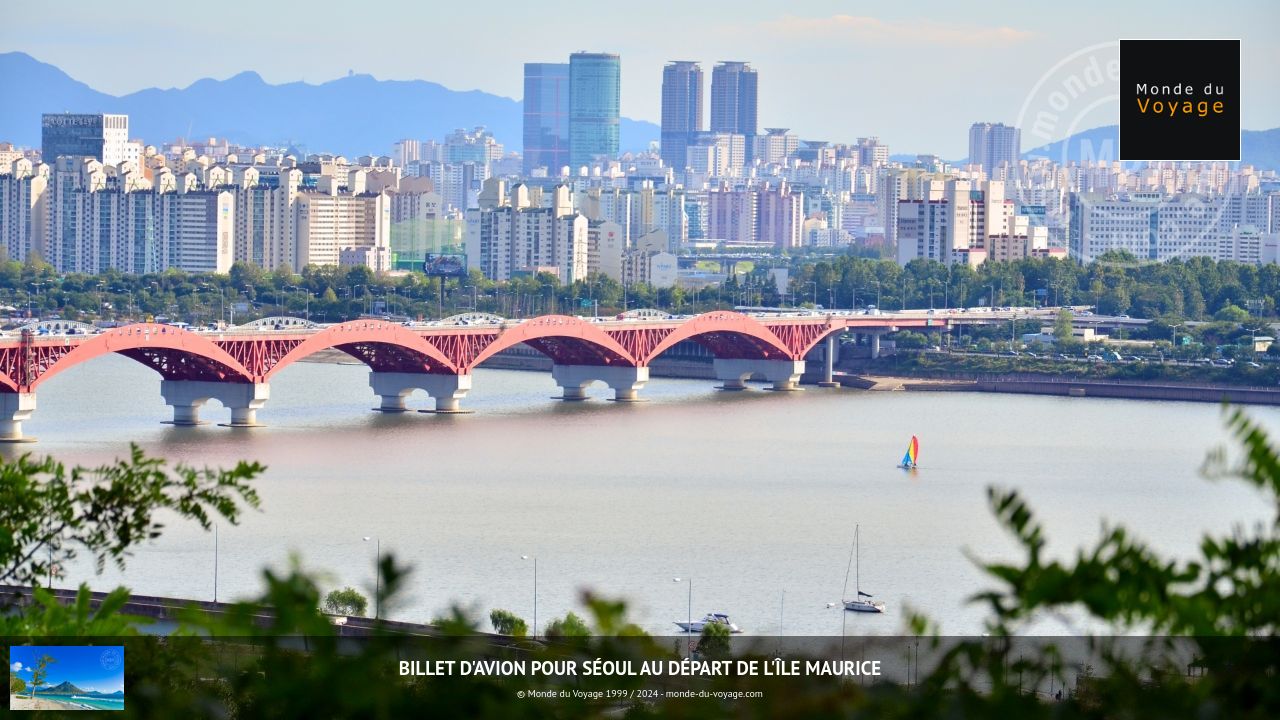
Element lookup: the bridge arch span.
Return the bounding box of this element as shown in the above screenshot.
[260,320,461,379]
[18,324,255,393]
[467,315,637,370]
[639,311,794,365]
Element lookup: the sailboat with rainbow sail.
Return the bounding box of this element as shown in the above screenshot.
[899,435,919,469]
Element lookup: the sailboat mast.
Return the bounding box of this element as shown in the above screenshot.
[842,529,856,602]
[855,524,860,595]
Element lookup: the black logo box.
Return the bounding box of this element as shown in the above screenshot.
[1119,39,1240,161]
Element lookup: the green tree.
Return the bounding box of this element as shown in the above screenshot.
[697,620,731,659]
[488,608,528,637]
[321,587,369,617]
[544,611,590,638]
[0,446,262,588]
[29,653,54,699]
[1214,303,1249,323]
[1098,284,1131,315]
[1053,308,1074,342]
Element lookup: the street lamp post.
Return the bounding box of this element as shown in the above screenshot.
[673,577,692,658]
[363,536,381,619]
[521,555,537,639]
[807,281,817,308]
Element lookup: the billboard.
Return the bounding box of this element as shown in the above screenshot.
[423,253,467,278]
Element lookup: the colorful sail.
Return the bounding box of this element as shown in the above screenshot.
[901,435,919,467]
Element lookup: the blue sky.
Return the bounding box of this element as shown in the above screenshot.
[2,0,1277,156]
[9,646,125,694]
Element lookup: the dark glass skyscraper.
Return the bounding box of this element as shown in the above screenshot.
[41,113,129,164]
[710,62,758,163]
[568,52,621,169]
[523,63,570,175]
[660,61,703,172]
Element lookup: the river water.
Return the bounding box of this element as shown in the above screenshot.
[7,354,1274,637]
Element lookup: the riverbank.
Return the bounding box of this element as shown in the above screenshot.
[297,346,1280,405]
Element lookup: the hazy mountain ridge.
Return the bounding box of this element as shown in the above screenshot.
[1023,125,1280,170]
[0,52,659,156]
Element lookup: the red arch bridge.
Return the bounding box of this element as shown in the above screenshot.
[0,308,981,441]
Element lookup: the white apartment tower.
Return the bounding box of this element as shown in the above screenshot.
[968,122,1021,176]
[465,180,588,283]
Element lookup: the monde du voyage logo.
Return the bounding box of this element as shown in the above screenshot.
[1120,39,1240,161]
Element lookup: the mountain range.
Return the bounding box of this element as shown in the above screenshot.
[2,52,1275,170]
[0,52,659,156]
[1022,125,1280,171]
[892,125,1278,171]
[38,680,86,695]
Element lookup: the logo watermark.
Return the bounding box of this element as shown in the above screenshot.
[1014,41,1232,266]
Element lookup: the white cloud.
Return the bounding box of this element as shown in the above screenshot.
[755,14,1034,48]
[10,661,21,672]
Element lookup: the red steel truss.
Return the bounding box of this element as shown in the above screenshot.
[0,313,939,392]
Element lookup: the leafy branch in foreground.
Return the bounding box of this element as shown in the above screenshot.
[0,443,263,589]
[974,405,1279,636]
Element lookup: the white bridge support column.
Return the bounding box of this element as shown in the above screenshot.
[551,364,649,402]
[714,358,806,392]
[818,335,840,387]
[870,332,883,359]
[160,380,270,427]
[369,372,473,413]
[0,392,37,442]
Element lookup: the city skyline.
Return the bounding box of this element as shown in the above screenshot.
[3,1,1277,158]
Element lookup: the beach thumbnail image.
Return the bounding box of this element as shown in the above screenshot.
[9,645,124,711]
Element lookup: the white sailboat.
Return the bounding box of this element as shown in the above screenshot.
[842,524,885,614]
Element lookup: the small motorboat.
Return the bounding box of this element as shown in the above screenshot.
[674,613,743,634]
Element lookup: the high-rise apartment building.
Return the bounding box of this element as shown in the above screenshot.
[709,62,758,165]
[896,179,1055,266]
[294,188,391,271]
[41,113,130,166]
[968,122,1021,175]
[160,189,236,273]
[0,159,49,263]
[660,61,703,172]
[523,63,571,175]
[444,127,503,166]
[41,157,234,274]
[707,182,801,247]
[1068,191,1272,263]
[392,139,421,168]
[465,180,588,283]
[757,182,803,249]
[754,128,800,166]
[568,52,621,169]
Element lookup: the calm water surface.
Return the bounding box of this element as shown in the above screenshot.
[9,354,1275,636]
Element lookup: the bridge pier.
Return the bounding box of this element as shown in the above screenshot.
[551,364,649,402]
[714,358,805,391]
[818,335,839,387]
[369,372,472,413]
[870,332,882,359]
[0,392,37,442]
[160,380,270,427]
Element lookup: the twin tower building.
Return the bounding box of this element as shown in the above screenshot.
[522,55,758,177]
